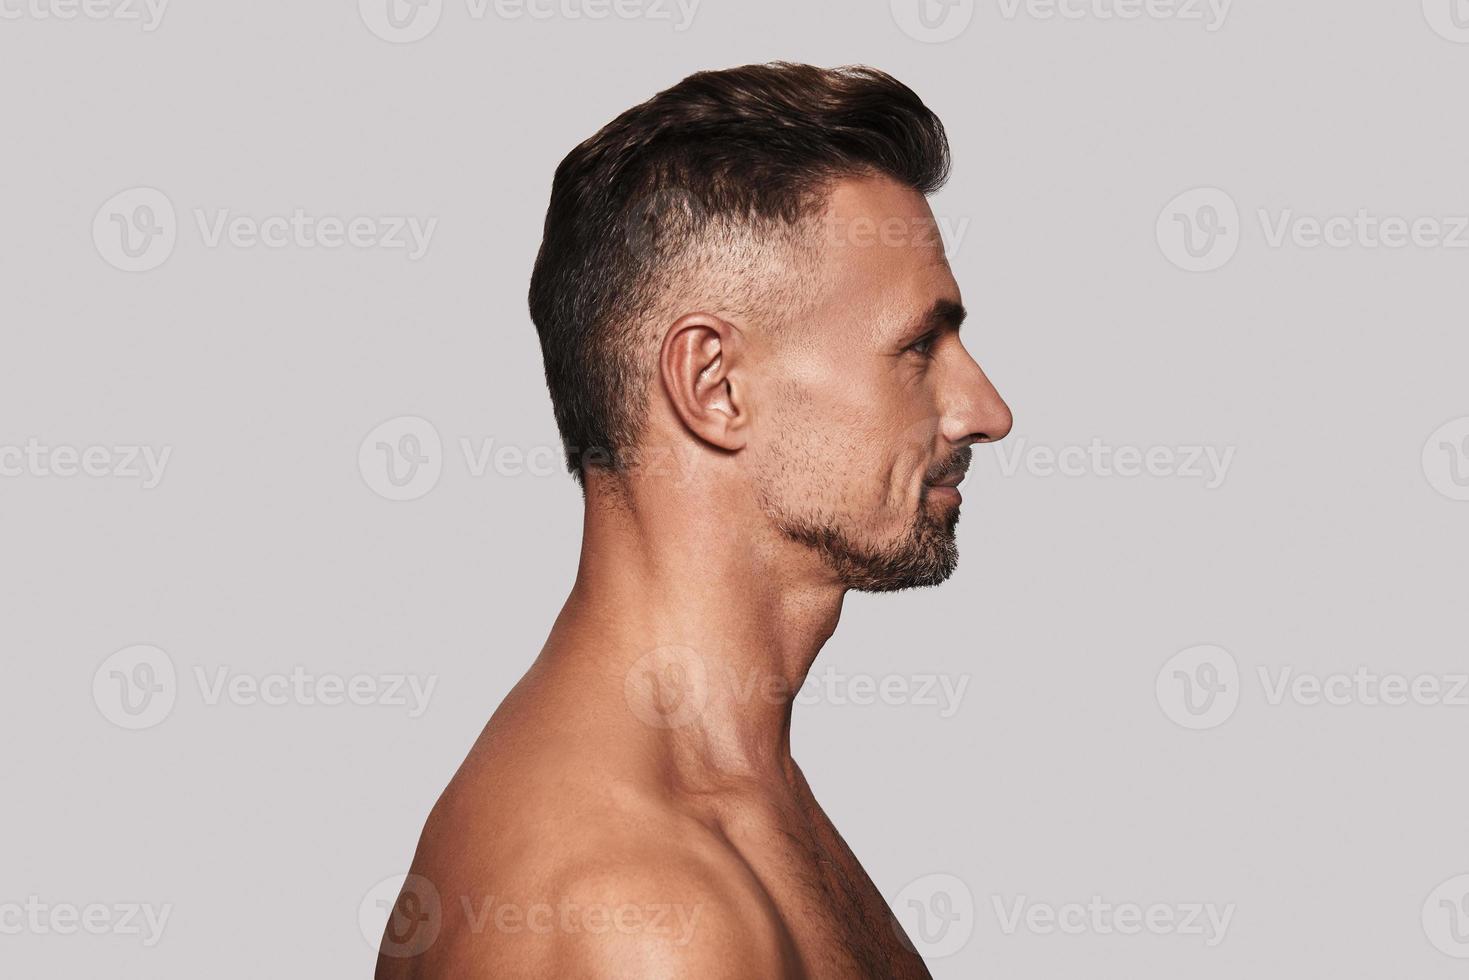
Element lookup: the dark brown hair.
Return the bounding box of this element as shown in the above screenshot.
[527,62,951,483]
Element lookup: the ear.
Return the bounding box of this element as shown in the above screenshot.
[658,313,749,454]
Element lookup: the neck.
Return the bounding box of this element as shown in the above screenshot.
[538,476,845,783]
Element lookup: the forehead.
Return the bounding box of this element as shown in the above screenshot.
[805,175,960,344]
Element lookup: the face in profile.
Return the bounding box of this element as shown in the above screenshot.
[751,176,1013,592]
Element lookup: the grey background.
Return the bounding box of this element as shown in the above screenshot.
[3,0,1467,976]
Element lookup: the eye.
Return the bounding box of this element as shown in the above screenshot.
[906,333,938,358]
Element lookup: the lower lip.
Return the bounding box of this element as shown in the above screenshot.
[927,485,962,504]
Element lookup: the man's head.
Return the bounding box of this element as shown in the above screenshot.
[529,63,1012,592]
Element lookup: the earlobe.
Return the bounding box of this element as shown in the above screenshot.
[659,313,748,454]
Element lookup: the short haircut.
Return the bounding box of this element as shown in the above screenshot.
[527,62,951,484]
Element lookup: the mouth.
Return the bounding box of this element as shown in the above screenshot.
[922,448,973,504]
[923,470,967,503]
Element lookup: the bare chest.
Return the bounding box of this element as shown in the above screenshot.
[727,799,933,980]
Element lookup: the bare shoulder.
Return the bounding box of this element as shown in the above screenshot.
[527,847,797,978]
[377,749,799,978]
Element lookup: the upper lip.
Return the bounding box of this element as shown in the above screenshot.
[927,468,968,488]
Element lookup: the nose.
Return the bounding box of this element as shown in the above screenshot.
[940,346,1012,446]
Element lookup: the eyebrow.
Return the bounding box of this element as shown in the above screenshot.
[912,298,967,337]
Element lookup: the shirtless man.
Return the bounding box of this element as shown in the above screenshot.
[377,62,1012,979]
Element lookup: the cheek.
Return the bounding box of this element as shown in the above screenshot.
[886,409,944,479]
[819,407,922,517]
[762,351,936,512]
[835,394,938,503]
[872,378,943,472]
[764,382,874,503]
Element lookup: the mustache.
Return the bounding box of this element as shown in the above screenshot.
[924,446,973,485]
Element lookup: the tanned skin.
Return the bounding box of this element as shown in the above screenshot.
[377,175,1013,978]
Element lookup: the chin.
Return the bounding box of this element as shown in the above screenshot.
[841,518,960,593]
[854,548,958,592]
[773,495,962,593]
